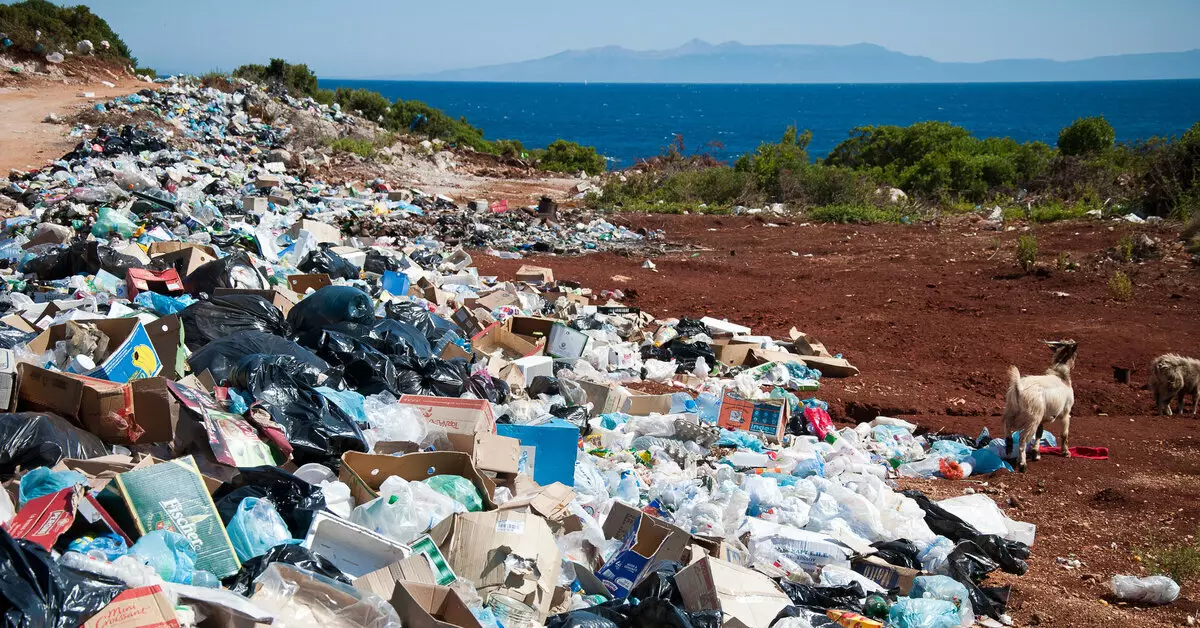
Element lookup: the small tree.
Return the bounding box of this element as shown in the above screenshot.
[1016,235,1038,272]
[1058,117,1115,157]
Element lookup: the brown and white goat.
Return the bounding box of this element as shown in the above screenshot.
[1003,340,1078,472]
[1149,354,1200,415]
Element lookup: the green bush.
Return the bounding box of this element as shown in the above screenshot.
[536,140,607,175]
[494,139,526,159]
[0,0,135,63]
[334,88,391,122]
[734,126,812,197]
[387,100,491,151]
[1109,270,1133,301]
[778,164,877,208]
[327,137,375,158]
[807,204,902,224]
[233,59,324,99]
[1016,235,1038,272]
[1057,117,1115,157]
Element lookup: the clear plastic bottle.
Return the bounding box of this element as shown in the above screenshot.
[670,392,698,414]
[696,392,721,424]
[615,470,640,504]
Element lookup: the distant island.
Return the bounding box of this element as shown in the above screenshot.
[371,41,1200,84]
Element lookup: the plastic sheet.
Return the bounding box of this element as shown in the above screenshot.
[0,413,107,479]
[250,562,402,628]
[226,497,296,562]
[180,294,291,349]
[129,530,200,584]
[225,543,353,596]
[17,467,88,506]
[0,527,126,628]
[423,475,484,512]
[888,598,961,628]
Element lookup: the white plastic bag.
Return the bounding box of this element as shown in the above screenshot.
[937,493,1036,546]
[1110,575,1179,605]
[363,394,428,448]
[643,359,676,383]
[349,477,423,544]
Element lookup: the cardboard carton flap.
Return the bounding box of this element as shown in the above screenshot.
[340,451,497,511]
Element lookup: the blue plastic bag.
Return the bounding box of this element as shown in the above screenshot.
[969,448,1014,474]
[889,597,961,628]
[134,291,196,315]
[911,575,974,627]
[18,467,88,506]
[226,497,296,562]
[130,530,199,584]
[930,440,973,462]
[317,387,367,423]
[715,429,766,452]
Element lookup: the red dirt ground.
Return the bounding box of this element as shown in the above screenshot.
[474,213,1200,628]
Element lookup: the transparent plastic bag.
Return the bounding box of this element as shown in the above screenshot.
[410,479,465,530]
[91,206,138,238]
[937,493,1036,546]
[350,477,423,544]
[363,393,427,448]
[250,563,402,628]
[888,597,961,628]
[918,536,956,575]
[643,359,676,383]
[226,497,297,562]
[1110,575,1180,605]
[423,475,484,512]
[17,467,88,507]
[911,575,974,626]
[319,480,354,518]
[129,530,207,585]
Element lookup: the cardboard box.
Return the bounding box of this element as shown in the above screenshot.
[125,268,185,299]
[446,432,521,474]
[576,380,632,417]
[510,355,553,387]
[287,273,333,293]
[624,390,675,416]
[450,306,491,337]
[716,389,789,443]
[303,510,412,579]
[430,510,562,621]
[675,557,791,628]
[471,323,545,371]
[17,365,183,445]
[25,318,161,382]
[851,555,920,595]
[242,196,269,213]
[514,265,554,284]
[153,246,218,278]
[691,534,752,567]
[83,585,180,628]
[147,241,219,258]
[474,290,520,312]
[597,502,691,598]
[6,485,130,551]
[113,456,240,578]
[712,341,753,367]
[357,553,444,598]
[507,316,555,342]
[289,218,343,245]
[146,315,185,381]
[388,581,485,628]
[397,394,496,435]
[496,419,579,487]
[340,451,496,511]
[254,173,281,189]
[497,482,577,524]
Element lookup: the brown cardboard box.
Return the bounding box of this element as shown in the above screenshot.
[498,482,576,523]
[82,584,180,628]
[624,389,674,416]
[397,394,496,435]
[147,314,184,380]
[430,509,562,621]
[471,323,544,374]
[356,554,441,598]
[148,241,218,258]
[289,219,343,245]
[576,380,632,417]
[514,265,554,284]
[0,314,37,333]
[151,246,218,277]
[24,317,161,382]
[595,501,691,596]
[690,534,752,567]
[474,290,520,311]
[507,316,556,343]
[387,581,485,628]
[446,432,521,474]
[16,365,184,445]
[712,341,753,367]
[851,555,920,595]
[287,273,333,293]
[340,451,497,510]
[674,557,791,628]
[749,347,859,378]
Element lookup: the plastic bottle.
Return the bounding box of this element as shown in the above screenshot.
[863,595,889,620]
[670,392,698,414]
[1110,575,1180,605]
[696,392,721,424]
[615,470,639,504]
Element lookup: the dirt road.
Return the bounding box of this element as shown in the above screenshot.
[475,215,1200,627]
[0,77,148,173]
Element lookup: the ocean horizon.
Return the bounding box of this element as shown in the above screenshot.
[320,79,1200,166]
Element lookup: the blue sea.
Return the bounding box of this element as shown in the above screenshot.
[320,80,1200,166]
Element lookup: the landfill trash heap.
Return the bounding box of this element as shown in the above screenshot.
[0,77,1041,628]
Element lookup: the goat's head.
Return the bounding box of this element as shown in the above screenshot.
[1043,339,1079,370]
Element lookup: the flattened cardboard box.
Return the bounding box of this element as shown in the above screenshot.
[340,451,497,511]
[82,585,180,628]
[388,581,485,628]
[675,557,791,628]
[597,501,690,598]
[851,555,919,595]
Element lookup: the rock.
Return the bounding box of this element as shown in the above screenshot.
[877,187,908,203]
[432,151,457,171]
[572,181,595,195]
[418,139,433,152]
[42,113,63,124]
[267,149,292,166]
[76,40,94,55]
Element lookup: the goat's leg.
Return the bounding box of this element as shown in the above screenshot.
[1031,425,1044,461]
[1177,392,1187,416]
[1060,414,1071,458]
[1191,391,1198,416]
[1016,427,1034,472]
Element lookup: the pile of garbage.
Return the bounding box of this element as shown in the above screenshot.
[0,76,1089,628]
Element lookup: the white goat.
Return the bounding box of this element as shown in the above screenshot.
[1149,354,1200,415]
[1003,340,1078,472]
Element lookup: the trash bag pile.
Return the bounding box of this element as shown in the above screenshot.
[0,76,1052,628]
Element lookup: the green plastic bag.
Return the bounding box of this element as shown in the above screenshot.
[422,475,483,512]
[92,206,138,238]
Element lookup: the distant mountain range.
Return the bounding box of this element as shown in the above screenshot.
[382,41,1200,83]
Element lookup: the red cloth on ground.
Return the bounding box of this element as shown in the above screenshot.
[1037,445,1108,460]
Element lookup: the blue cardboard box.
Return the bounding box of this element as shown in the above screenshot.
[595,502,690,598]
[496,418,579,487]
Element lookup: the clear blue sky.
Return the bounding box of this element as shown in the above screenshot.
[44,0,1200,77]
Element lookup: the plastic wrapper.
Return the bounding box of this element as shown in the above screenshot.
[911,575,974,626]
[288,286,375,335]
[18,467,88,506]
[551,404,591,436]
[188,330,328,384]
[134,291,196,315]
[129,530,201,584]
[363,395,427,448]
[1110,574,1180,605]
[888,598,961,628]
[67,534,129,562]
[215,467,329,539]
[0,324,36,349]
[423,475,484,512]
[180,294,291,350]
[298,244,359,280]
[0,528,126,628]
[226,497,297,562]
[225,543,353,596]
[183,251,266,294]
[0,412,107,479]
[250,562,402,628]
[643,359,677,383]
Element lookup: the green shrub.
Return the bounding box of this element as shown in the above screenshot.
[1136,533,1200,584]
[807,204,902,224]
[536,140,607,175]
[1116,235,1134,262]
[1109,271,1133,301]
[327,137,375,158]
[387,100,491,151]
[735,126,812,197]
[0,0,135,62]
[1016,235,1038,272]
[778,164,876,208]
[494,139,526,159]
[334,88,391,122]
[1058,117,1115,157]
[233,59,324,99]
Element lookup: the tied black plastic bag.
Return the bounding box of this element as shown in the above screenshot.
[546,612,619,628]
[315,329,405,396]
[421,358,470,397]
[180,294,291,350]
[0,413,107,479]
[0,527,126,628]
[21,241,144,280]
[674,318,708,338]
[901,489,1030,575]
[870,539,922,570]
[529,376,560,397]
[363,250,403,274]
[630,597,720,628]
[777,580,866,613]
[369,319,433,360]
[298,244,358,280]
[468,372,509,404]
[214,467,327,538]
[188,330,327,384]
[383,300,461,355]
[948,540,1012,620]
[551,405,591,437]
[666,339,715,374]
[184,251,267,295]
[629,560,684,604]
[288,286,375,337]
[225,544,351,596]
[230,354,368,468]
[772,607,839,627]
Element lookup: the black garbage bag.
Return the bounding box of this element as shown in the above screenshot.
[183,251,266,295]
[188,331,327,384]
[529,376,560,397]
[901,489,1030,575]
[551,405,591,437]
[420,358,470,397]
[674,318,708,338]
[298,244,359,280]
[777,580,866,613]
[288,286,375,337]
[229,354,368,468]
[870,538,922,570]
[629,560,684,603]
[21,240,144,281]
[214,466,327,538]
[383,300,461,355]
[369,318,433,361]
[0,324,36,349]
[468,372,509,404]
[315,329,404,396]
[363,250,403,274]
[0,413,107,479]
[666,338,716,374]
[948,540,1011,620]
[0,527,126,628]
[629,597,720,628]
[225,544,351,597]
[771,607,838,627]
[546,611,619,628]
[179,294,290,350]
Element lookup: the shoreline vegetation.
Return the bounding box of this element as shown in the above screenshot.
[2,0,1197,225]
